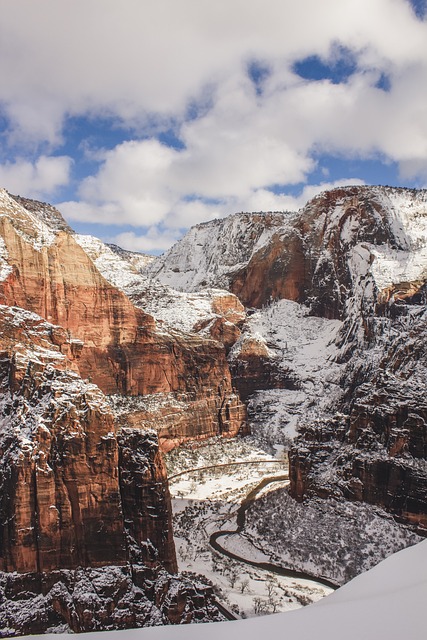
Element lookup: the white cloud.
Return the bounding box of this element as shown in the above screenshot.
[1,0,427,249]
[1,0,425,142]
[0,156,72,198]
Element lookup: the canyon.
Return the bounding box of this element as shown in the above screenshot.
[0,184,426,634]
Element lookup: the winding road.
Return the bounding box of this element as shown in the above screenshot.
[168,459,284,481]
[209,474,339,591]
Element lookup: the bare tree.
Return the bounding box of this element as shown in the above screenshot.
[265,576,278,600]
[253,597,268,615]
[239,578,250,594]
[227,566,239,588]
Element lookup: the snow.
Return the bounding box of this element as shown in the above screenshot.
[0,188,57,251]
[229,299,343,448]
[23,538,427,640]
[145,212,289,292]
[370,245,427,290]
[365,188,427,290]
[164,437,335,618]
[75,233,240,334]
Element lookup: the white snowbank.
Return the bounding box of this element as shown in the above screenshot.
[24,539,427,640]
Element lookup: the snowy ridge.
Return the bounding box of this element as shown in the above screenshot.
[146,186,427,301]
[144,212,289,291]
[75,233,151,291]
[76,233,242,333]
[0,188,61,251]
[315,186,427,291]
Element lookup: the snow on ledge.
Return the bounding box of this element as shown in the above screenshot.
[28,539,427,640]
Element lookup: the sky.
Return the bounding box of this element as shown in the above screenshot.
[0,0,427,254]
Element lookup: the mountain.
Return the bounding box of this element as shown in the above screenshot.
[144,185,427,533]
[0,188,246,634]
[0,184,426,635]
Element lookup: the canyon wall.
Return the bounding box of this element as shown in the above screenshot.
[0,305,177,574]
[147,185,427,532]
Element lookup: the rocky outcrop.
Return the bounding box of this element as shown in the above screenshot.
[228,334,297,401]
[0,564,224,635]
[148,186,426,318]
[118,429,177,572]
[289,281,427,533]
[110,391,247,453]
[145,212,286,292]
[0,303,228,633]
[76,232,246,351]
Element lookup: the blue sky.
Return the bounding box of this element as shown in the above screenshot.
[0,0,427,253]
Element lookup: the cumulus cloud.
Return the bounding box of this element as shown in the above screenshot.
[0,156,72,198]
[1,0,425,141]
[1,0,427,250]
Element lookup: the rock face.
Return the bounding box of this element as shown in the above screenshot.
[0,565,224,635]
[111,391,247,453]
[118,429,177,571]
[145,212,286,293]
[0,188,246,438]
[283,188,427,533]
[76,232,246,351]
[228,333,297,401]
[147,185,427,532]
[0,304,226,633]
[0,305,178,575]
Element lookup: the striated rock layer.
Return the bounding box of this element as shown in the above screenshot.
[0,305,177,574]
[0,189,245,442]
[0,305,227,633]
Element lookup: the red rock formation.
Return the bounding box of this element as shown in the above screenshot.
[0,306,179,574]
[0,192,246,439]
[230,232,308,309]
[118,429,177,573]
[210,291,246,325]
[111,390,247,453]
[192,291,246,350]
[0,308,125,573]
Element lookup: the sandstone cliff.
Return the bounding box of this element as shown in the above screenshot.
[0,305,177,574]
[146,185,427,532]
[0,304,226,633]
[0,189,246,443]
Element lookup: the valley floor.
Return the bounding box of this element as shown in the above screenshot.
[166,430,421,618]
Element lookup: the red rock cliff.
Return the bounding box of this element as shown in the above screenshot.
[0,305,178,574]
[0,191,246,440]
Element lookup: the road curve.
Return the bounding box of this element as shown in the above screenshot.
[209,474,339,591]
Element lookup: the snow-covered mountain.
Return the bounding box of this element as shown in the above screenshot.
[0,185,426,636]
[145,186,427,315]
[142,185,427,532]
